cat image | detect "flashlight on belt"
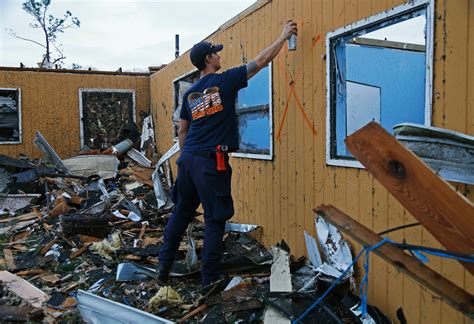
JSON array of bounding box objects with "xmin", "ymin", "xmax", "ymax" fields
[{"xmin": 216, "ymin": 145, "xmax": 228, "ymax": 171}]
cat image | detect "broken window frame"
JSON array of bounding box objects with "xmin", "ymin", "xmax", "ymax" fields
[
  {"xmin": 78, "ymin": 88, "xmax": 137, "ymax": 149},
  {"xmin": 172, "ymin": 69, "xmax": 200, "ymax": 142},
  {"xmin": 0, "ymin": 88, "xmax": 22, "ymax": 144},
  {"xmin": 325, "ymin": 0, "xmax": 434, "ymax": 168},
  {"xmin": 232, "ymin": 63, "xmax": 273, "ymax": 160}
]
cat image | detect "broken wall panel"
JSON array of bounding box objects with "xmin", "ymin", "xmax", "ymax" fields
[{"xmin": 0, "ymin": 69, "xmax": 149, "ymax": 159}]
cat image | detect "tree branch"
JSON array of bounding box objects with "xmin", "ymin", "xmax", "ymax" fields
[{"xmin": 7, "ymin": 30, "xmax": 46, "ymax": 48}]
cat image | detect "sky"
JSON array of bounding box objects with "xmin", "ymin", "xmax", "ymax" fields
[{"xmin": 0, "ymin": 0, "xmax": 256, "ymax": 71}]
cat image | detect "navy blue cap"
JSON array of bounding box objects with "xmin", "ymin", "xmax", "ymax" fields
[{"xmin": 190, "ymin": 41, "xmax": 223, "ymax": 69}]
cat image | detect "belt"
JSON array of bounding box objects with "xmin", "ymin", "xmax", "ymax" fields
[{"xmin": 192, "ymin": 150, "xmax": 229, "ymax": 161}]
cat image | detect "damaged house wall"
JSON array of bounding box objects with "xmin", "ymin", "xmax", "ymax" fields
[
  {"xmin": 150, "ymin": 0, "xmax": 473, "ymax": 323},
  {"xmin": 0, "ymin": 68, "xmax": 150, "ymax": 159}
]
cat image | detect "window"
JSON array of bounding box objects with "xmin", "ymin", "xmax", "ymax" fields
[
  {"xmin": 172, "ymin": 70, "xmax": 199, "ymax": 141},
  {"xmin": 326, "ymin": 0, "xmax": 433, "ymax": 167},
  {"xmin": 233, "ymin": 64, "xmax": 272, "ymax": 160},
  {"xmin": 0, "ymin": 88, "xmax": 21, "ymax": 144},
  {"xmin": 79, "ymin": 89, "xmax": 136, "ymax": 149}
]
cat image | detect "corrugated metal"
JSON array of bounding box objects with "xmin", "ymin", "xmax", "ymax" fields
[
  {"xmin": 148, "ymin": 0, "xmax": 473, "ymax": 323},
  {"xmin": 0, "ymin": 69, "xmax": 149, "ymax": 159}
]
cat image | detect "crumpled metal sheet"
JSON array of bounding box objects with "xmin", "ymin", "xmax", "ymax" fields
[
  {"xmin": 77, "ymin": 289, "xmax": 173, "ymax": 324},
  {"xmin": 0, "ymin": 193, "xmax": 41, "ymax": 215},
  {"xmin": 185, "ymin": 224, "xmax": 198, "ymax": 271},
  {"xmin": 225, "ymin": 222, "xmax": 260, "ymax": 233},
  {"xmin": 316, "ymin": 217, "xmax": 353, "ymax": 279},
  {"xmin": 304, "ymin": 231, "xmax": 322, "ymax": 268},
  {"xmin": 0, "ymin": 168, "xmax": 11, "ymax": 192},
  {"xmin": 140, "ymin": 116, "xmax": 156, "ymax": 155},
  {"xmin": 33, "ymin": 131, "xmax": 70, "ymax": 174},
  {"xmin": 157, "ymin": 142, "xmax": 180, "ymax": 168},
  {"xmin": 63, "ymin": 155, "xmax": 119, "ymax": 180},
  {"xmin": 127, "ymin": 148, "xmax": 152, "ymax": 167},
  {"xmin": 152, "ymin": 169, "xmax": 172, "ymax": 209}
]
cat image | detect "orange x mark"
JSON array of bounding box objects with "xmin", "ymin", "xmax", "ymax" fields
[{"xmin": 275, "ymin": 34, "xmax": 321, "ymax": 140}]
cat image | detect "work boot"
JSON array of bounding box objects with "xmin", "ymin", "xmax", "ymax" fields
[{"xmin": 156, "ymin": 263, "xmax": 171, "ymax": 283}]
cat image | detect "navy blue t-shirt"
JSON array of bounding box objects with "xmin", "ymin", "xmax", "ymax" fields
[{"xmin": 180, "ymin": 65, "xmax": 248, "ymax": 152}]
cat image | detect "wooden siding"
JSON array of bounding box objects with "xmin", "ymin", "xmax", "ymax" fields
[
  {"xmin": 150, "ymin": 0, "xmax": 473, "ymax": 322},
  {"xmin": 0, "ymin": 69, "xmax": 150, "ymax": 159}
]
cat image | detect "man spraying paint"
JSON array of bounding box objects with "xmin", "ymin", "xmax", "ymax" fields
[{"xmin": 158, "ymin": 20, "xmax": 298, "ymax": 286}]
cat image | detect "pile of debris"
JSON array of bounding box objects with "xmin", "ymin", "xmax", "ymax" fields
[{"xmin": 0, "ymin": 122, "xmax": 390, "ymax": 323}]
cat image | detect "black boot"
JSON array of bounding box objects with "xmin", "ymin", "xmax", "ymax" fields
[{"xmin": 157, "ymin": 263, "xmax": 171, "ymax": 283}]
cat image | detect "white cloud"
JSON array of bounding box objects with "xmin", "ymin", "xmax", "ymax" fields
[{"xmin": 0, "ymin": 0, "xmax": 255, "ymax": 70}]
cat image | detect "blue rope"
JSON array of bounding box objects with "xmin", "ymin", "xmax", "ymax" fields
[
  {"xmin": 401, "ymin": 248, "xmax": 474, "ymax": 263},
  {"xmin": 291, "ymin": 238, "xmax": 388, "ymax": 323},
  {"xmin": 293, "ymin": 237, "xmax": 474, "ymax": 323}
]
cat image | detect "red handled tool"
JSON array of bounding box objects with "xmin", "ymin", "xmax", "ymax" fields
[{"xmin": 216, "ymin": 145, "xmax": 228, "ymax": 171}]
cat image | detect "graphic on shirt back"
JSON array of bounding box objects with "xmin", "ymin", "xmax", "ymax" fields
[{"xmin": 188, "ymin": 87, "xmax": 223, "ymax": 120}]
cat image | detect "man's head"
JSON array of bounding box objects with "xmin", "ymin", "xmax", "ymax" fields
[{"xmin": 190, "ymin": 41, "xmax": 223, "ymax": 71}]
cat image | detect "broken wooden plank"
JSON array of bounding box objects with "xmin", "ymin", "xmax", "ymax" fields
[
  {"xmin": 79, "ymin": 235, "xmax": 102, "ymax": 244},
  {"xmin": 0, "ymin": 271, "xmax": 49, "ymax": 307},
  {"xmin": 177, "ymin": 304, "xmax": 208, "ymax": 323},
  {"xmin": 39, "ymin": 239, "xmax": 57, "ymax": 256},
  {"xmin": 265, "ymin": 242, "xmax": 292, "ymax": 323},
  {"xmin": 345, "ymin": 122, "xmax": 474, "ymax": 274},
  {"xmin": 315, "ymin": 204, "xmax": 474, "ymax": 318},
  {"xmin": 3, "ymin": 249, "xmax": 15, "ymax": 270},
  {"xmin": 16, "ymin": 269, "xmax": 47, "ymax": 277},
  {"xmin": 0, "ymin": 211, "xmax": 38, "ymax": 223},
  {"xmin": 70, "ymin": 243, "xmax": 91, "ymax": 259}
]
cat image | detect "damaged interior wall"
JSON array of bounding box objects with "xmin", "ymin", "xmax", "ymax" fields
[
  {"xmin": 149, "ymin": 0, "xmax": 474, "ymax": 323},
  {"xmin": 0, "ymin": 68, "xmax": 150, "ymax": 159}
]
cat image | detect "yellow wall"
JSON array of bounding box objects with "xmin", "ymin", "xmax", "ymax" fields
[
  {"xmin": 150, "ymin": 0, "xmax": 473, "ymax": 322},
  {"xmin": 0, "ymin": 68, "xmax": 150, "ymax": 159}
]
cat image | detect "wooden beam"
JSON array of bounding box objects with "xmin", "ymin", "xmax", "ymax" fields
[
  {"xmin": 345, "ymin": 122, "xmax": 474, "ymax": 274},
  {"xmin": 315, "ymin": 204, "xmax": 474, "ymax": 318}
]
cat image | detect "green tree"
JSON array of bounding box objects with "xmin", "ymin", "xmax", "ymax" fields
[{"xmin": 7, "ymin": 0, "xmax": 80, "ymax": 67}]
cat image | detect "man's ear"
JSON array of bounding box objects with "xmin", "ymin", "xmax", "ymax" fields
[{"xmin": 205, "ymin": 54, "xmax": 211, "ymax": 64}]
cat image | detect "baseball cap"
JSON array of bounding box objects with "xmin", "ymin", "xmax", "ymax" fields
[{"xmin": 190, "ymin": 41, "xmax": 224, "ymax": 69}]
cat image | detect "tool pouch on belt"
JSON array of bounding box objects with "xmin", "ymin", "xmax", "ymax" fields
[{"xmin": 216, "ymin": 145, "xmax": 228, "ymax": 172}]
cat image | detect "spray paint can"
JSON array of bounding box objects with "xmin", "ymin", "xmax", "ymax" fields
[{"xmin": 288, "ymin": 33, "xmax": 297, "ymax": 51}]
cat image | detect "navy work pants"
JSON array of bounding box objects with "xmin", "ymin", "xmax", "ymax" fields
[{"xmin": 158, "ymin": 151, "xmax": 234, "ymax": 285}]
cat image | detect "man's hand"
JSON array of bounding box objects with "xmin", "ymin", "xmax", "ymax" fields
[
  {"xmin": 281, "ymin": 20, "xmax": 298, "ymax": 40},
  {"xmin": 248, "ymin": 20, "xmax": 299, "ymax": 79}
]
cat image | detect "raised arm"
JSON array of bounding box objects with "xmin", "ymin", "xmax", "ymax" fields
[{"xmin": 246, "ymin": 20, "xmax": 297, "ymax": 79}]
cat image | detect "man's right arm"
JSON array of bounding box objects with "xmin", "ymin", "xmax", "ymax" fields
[
  {"xmin": 247, "ymin": 20, "xmax": 297, "ymax": 79},
  {"xmin": 178, "ymin": 118, "xmax": 190, "ymax": 149}
]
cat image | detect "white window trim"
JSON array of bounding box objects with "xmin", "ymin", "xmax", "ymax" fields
[
  {"xmin": 172, "ymin": 69, "xmax": 199, "ymax": 143},
  {"xmin": 0, "ymin": 88, "xmax": 22, "ymax": 145},
  {"xmin": 78, "ymin": 88, "xmax": 136, "ymax": 148},
  {"xmin": 325, "ymin": 0, "xmax": 434, "ymax": 168},
  {"xmin": 232, "ymin": 62, "xmax": 273, "ymax": 160}
]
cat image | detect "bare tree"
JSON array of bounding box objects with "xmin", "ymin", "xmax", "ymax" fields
[{"xmin": 7, "ymin": 0, "xmax": 80, "ymax": 68}]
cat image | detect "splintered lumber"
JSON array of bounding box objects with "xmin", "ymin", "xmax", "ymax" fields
[
  {"xmin": 315, "ymin": 204, "xmax": 474, "ymax": 318},
  {"xmin": 345, "ymin": 122, "xmax": 474, "ymax": 274},
  {"xmin": 0, "ymin": 271, "xmax": 49, "ymax": 307},
  {"xmin": 3, "ymin": 249, "xmax": 15, "ymax": 270}
]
